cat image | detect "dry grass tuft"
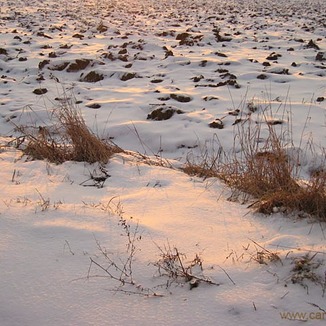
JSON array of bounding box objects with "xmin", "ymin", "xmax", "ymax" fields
[
  {"xmin": 182, "ymin": 106, "xmax": 326, "ymax": 221},
  {"xmin": 18, "ymin": 99, "xmax": 121, "ymax": 164},
  {"xmin": 223, "ymin": 121, "xmax": 301, "ymax": 202},
  {"xmin": 225, "ymin": 119, "xmax": 326, "ymax": 220},
  {"xmin": 23, "ymin": 130, "xmax": 67, "ymax": 163},
  {"xmin": 257, "ymin": 176, "xmax": 326, "ymax": 218}
]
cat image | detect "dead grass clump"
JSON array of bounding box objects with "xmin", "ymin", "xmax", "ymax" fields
[
  {"xmin": 257, "ymin": 174, "xmax": 326, "ymax": 218},
  {"xmin": 20, "ymin": 100, "xmax": 121, "ymax": 164},
  {"xmin": 222, "ymin": 117, "xmax": 298, "ymax": 194},
  {"xmin": 23, "ymin": 128, "xmax": 68, "ymax": 163},
  {"xmin": 182, "ymin": 104, "xmax": 326, "ymax": 221},
  {"xmin": 56, "ymin": 102, "xmax": 119, "ymax": 163},
  {"xmin": 225, "ymin": 120, "xmax": 326, "ymax": 220}
]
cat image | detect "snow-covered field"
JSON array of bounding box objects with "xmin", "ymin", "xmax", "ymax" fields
[{"xmin": 0, "ymin": 0, "xmax": 325, "ymax": 325}]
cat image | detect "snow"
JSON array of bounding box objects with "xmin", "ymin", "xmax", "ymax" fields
[{"xmin": 0, "ymin": 0, "xmax": 325, "ymax": 325}]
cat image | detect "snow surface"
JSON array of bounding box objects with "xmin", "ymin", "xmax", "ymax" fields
[{"xmin": 0, "ymin": 0, "xmax": 326, "ymax": 325}]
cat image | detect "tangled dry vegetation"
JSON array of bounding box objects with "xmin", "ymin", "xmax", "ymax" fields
[
  {"xmin": 184, "ymin": 107, "xmax": 326, "ymax": 221},
  {"xmin": 16, "ymin": 99, "xmax": 121, "ymax": 164}
]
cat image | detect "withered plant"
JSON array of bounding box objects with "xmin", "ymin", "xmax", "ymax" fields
[
  {"xmin": 16, "ymin": 99, "xmax": 121, "ymax": 164},
  {"xmin": 182, "ymin": 102, "xmax": 326, "ymax": 221}
]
